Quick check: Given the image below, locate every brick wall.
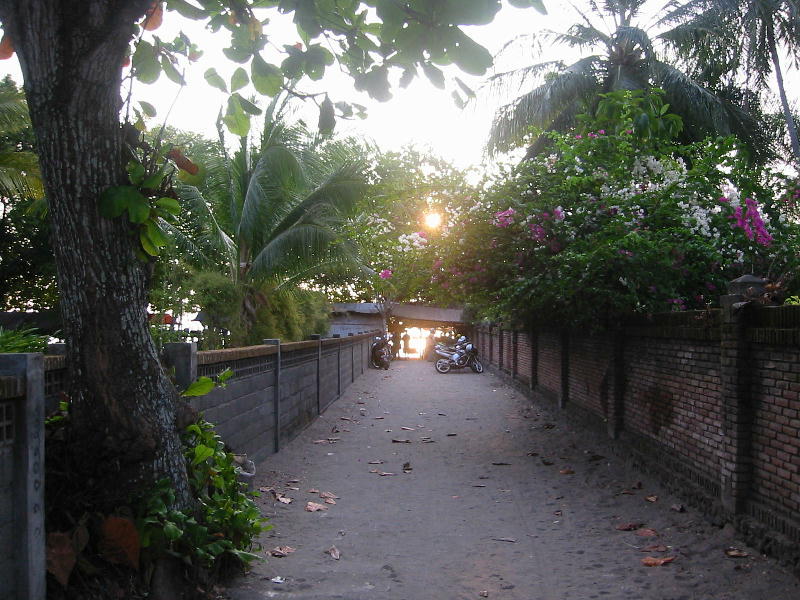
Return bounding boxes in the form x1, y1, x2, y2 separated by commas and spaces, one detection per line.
477, 301, 800, 566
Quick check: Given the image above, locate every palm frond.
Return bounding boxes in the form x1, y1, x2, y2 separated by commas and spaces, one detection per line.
487, 56, 602, 155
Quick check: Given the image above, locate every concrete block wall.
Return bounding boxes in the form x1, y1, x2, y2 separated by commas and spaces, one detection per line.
477, 300, 800, 568
181, 333, 376, 464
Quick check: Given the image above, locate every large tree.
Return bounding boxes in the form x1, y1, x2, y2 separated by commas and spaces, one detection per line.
0, 0, 513, 509
660, 0, 800, 164
485, 0, 763, 159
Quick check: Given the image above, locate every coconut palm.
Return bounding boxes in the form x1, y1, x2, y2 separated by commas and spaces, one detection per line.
485, 0, 764, 159
167, 97, 367, 342
660, 0, 800, 164
0, 78, 43, 203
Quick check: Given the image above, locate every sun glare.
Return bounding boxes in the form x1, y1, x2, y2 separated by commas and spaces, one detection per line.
424, 212, 442, 229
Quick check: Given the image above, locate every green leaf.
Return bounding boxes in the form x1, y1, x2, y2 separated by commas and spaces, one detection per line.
127, 195, 151, 224
141, 170, 166, 190
182, 376, 215, 397
139, 229, 159, 256
156, 197, 181, 215
508, 0, 547, 14
99, 186, 146, 219
223, 45, 252, 64
421, 62, 445, 89
132, 40, 161, 84
166, 0, 207, 20
251, 55, 283, 96
192, 444, 215, 465
144, 219, 169, 247
455, 77, 476, 99
204, 68, 228, 93
231, 67, 249, 92
138, 101, 157, 118
161, 56, 185, 85
222, 95, 251, 136
163, 521, 183, 541
233, 94, 262, 116
451, 90, 465, 109
318, 96, 335, 135
126, 161, 146, 185
217, 368, 234, 386
304, 45, 334, 81
447, 32, 493, 76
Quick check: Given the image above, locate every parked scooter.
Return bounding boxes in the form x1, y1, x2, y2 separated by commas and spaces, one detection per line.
434, 336, 483, 374
370, 336, 391, 370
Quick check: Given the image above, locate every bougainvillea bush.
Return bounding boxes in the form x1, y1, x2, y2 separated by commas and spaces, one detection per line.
431, 91, 799, 329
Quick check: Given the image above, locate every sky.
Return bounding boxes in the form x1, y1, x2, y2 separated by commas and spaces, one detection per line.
1, 1, 797, 170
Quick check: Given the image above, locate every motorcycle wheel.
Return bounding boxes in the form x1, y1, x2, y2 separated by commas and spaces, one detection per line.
435, 359, 451, 374
470, 359, 484, 373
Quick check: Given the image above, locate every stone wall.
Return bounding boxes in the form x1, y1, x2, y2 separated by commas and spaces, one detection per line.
478, 301, 800, 571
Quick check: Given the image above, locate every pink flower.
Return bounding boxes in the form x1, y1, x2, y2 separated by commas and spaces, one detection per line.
432, 258, 443, 269
575, 134, 583, 139
598, 129, 606, 135
417, 231, 428, 238
553, 207, 565, 221
493, 207, 516, 228
625, 129, 633, 134
379, 269, 393, 280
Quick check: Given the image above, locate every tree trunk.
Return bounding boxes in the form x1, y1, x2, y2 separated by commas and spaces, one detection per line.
767, 20, 800, 165
0, 0, 192, 509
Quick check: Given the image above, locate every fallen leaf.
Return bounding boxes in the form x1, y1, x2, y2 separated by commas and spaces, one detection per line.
635, 528, 658, 537
374, 416, 384, 420
492, 537, 517, 543
401, 426, 414, 431
641, 544, 668, 552
324, 498, 337, 505
286, 486, 299, 491
541, 459, 554, 466
305, 502, 328, 512
402, 462, 412, 473
670, 504, 686, 513
340, 417, 353, 421
527, 451, 539, 457
46, 532, 77, 587
620, 490, 635, 495
645, 495, 658, 503
588, 454, 606, 462
369, 469, 397, 476
473, 484, 487, 488
259, 486, 274, 493
641, 556, 675, 567
320, 491, 339, 500
543, 423, 555, 429
98, 516, 140, 569
492, 462, 511, 466
632, 481, 643, 489
438, 413, 447, 416
313, 439, 330, 444
308, 488, 320, 493
392, 439, 411, 443
725, 547, 749, 558
447, 433, 458, 437
270, 546, 296, 557
479, 591, 489, 598
554, 510, 563, 517
326, 546, 341, 560
559, 468, 575, 475
286, 479, 299, 483
270, 576, 285, 584
367, 461, 384, 465
615, 522, 644, 531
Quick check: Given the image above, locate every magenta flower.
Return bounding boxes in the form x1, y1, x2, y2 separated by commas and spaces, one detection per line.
553, 206, 565, 221
598, 129, 606, 135
417, 231, 428, 238
575, 134, 583, 139
432, 258, 443, 269
379, 269, 393, 280
493, 207, 516, 228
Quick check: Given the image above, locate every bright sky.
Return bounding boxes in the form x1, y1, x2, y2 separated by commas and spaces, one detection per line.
1, 1, 796, 169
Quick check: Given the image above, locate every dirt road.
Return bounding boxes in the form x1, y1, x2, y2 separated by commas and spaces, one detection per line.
227, 361, 799, 600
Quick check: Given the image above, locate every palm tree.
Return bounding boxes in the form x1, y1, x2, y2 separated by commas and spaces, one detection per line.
485, 0, 763, 159
660, 0, 800, 164
167, 97, 367, 343
0, 77, 43, 203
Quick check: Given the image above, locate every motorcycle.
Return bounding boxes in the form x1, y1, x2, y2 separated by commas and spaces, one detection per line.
434, 340, 483, 374
370, 336, 391, 370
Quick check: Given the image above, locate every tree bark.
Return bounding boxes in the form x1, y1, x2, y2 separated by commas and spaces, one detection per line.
767, 20, 800, 165
0, 0, 192, 509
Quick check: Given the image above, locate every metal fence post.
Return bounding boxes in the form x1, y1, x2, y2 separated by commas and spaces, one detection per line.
310, 334, 322, 415
333, 334, 341, 398
264, 339, 281, 453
